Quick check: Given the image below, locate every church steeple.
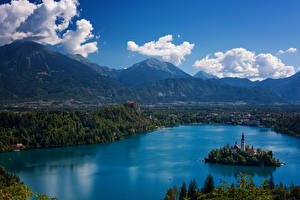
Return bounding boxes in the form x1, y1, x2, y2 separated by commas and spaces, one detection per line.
241, 132, 246, 151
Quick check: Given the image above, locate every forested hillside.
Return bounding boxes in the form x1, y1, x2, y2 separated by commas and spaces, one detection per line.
0, 103, 155, 152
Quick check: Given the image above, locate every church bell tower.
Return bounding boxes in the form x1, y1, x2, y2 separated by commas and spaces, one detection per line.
241, 132, 245, 151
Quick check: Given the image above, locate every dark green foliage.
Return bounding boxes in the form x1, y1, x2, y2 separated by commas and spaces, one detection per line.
144, 105, 300, 137
269, 175, 275, 189
164, 188, 176, 200
204, 145, 281, 166
179, 182, 187, 200
188, 179, 198, 200
0, 166, 54, 199
273, 115, 300, 137
164, 174, 300, 200
0, 103, 155, 152
203, 174, 215, 194
0, 166, 20, 188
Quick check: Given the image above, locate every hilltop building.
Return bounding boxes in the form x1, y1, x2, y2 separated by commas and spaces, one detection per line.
125, 100, 140, 112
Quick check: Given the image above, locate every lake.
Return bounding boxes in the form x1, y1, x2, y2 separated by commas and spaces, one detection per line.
0, 125, 300, 200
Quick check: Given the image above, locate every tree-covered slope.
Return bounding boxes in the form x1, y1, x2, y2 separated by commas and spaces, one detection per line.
0, 103, 155, 152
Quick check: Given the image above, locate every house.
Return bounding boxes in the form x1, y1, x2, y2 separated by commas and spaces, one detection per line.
12, 143, 23, 152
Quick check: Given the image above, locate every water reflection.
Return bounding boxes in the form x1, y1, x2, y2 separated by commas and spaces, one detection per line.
207, 163, 276, 177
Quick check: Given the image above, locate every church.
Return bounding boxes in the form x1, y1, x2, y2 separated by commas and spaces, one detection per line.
233, 132, 256, 154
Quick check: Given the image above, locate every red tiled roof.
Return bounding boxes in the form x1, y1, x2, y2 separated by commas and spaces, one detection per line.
248, 148, 256, 153
234, 144, 239, 149
126, 100, 136, 104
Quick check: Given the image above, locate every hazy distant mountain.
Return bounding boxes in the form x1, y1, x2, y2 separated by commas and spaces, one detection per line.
117, 58, 191, 87
194, 71, 217, 80
217, 74, 300, 103
0, 41, 290, 105
136, 78, 283, 104
259, 72, 300, 102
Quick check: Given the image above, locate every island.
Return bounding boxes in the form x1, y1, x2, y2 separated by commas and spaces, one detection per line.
204, 133, 283, 167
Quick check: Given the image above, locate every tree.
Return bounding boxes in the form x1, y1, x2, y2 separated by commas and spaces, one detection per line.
187, 179, 197, 200
164, 188, 175, 200
202, 174, 214, 194
269, 174, 275, 190
179, 182, 187, 200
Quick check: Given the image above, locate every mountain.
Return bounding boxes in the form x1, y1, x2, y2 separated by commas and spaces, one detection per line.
194, 71, 217, 80
218, 77, 256, 87
117, 58, 191, 87
67, 54, 120, 79
216, 73, 300, 103
259, 72, 300, 103
135, 78, 283, 104
0, 40, 131, 103
0, 41, 288, 105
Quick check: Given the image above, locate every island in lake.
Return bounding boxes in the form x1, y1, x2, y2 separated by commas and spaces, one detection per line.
204, 133, 283, 167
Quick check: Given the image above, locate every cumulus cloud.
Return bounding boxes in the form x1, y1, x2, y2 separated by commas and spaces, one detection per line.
0, 0, 98, 57
62, 19, 98, 57
193, 48, 296, 80
277, 48, 297, 55
127, 35, 194, 66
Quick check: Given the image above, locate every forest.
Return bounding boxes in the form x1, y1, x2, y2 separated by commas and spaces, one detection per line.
0, 104, 299, 153
163, 173, 300, 200
0, 103, 155, 152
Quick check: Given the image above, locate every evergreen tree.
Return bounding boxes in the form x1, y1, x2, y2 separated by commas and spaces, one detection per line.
187, 179, 197, 200
202, 174, 214, 194
179, 182, 187, 200
269, 174, 275, 189
164, 188, 175, 200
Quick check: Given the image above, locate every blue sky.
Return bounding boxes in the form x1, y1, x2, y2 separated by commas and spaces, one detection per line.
1, 0, 300, 79
79, 0, 300, 74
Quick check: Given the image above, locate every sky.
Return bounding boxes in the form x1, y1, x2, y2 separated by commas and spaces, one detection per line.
1, 0, 300, 80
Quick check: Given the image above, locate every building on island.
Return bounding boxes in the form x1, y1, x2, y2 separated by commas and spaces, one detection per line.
233, 142, 239, 153
232, 133, 257, 155
241, 132, 246, 151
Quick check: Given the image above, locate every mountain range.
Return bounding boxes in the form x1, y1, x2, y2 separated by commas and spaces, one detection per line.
0, 41, 299, 105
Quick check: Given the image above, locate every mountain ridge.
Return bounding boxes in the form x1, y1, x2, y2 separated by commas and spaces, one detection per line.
0, 41, 295, 105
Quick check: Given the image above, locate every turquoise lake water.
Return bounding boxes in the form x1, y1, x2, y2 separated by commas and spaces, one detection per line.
0, 125, 300, 200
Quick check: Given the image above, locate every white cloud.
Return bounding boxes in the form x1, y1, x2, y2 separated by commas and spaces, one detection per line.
193, 48, 296, 80
62, 19, 98, 57
0, 0, 37, 45
127, 34, 194, 66
0, 0, 98, 57
277, 48, 297, 55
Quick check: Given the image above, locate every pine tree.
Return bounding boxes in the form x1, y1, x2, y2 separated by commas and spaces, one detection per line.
203, 174, 214, 194
187, 179, 197, 200
179, 182, 187, 200
269, 174, 275, 189
164, 188, 175, 200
